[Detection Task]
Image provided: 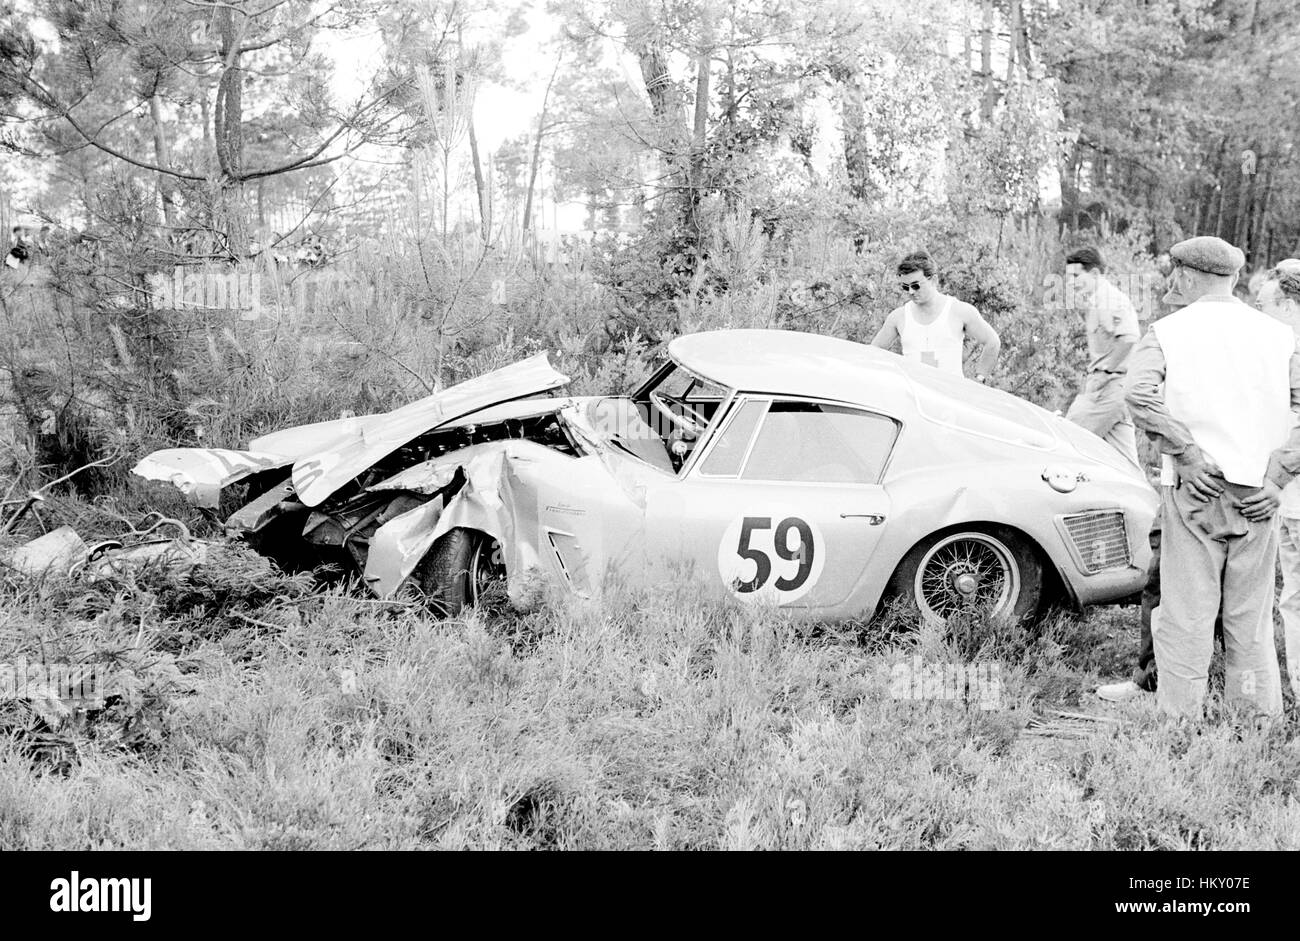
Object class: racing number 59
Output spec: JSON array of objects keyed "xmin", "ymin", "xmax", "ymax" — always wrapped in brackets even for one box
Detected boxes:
[{"xmin": 734, "ymin": 516, "xmax": 815, "ymax": 593}]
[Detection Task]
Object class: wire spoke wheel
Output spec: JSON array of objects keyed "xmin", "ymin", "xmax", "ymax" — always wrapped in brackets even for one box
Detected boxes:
[{"xmin": 913, "ymin": 531, "xmax": 1021, "ymax": 621}]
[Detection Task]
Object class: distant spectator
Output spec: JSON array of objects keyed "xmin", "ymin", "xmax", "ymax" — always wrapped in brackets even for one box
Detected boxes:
[
  {"xmin": 1259, "ymin": 265, "xmax": 1300, "ymax": 703},
  {"xmin": 5, "ymin": 225, "xmax": 33, "ymax": 269},
  {"xmin": 1256, "ymin": 258, "xmax": 1300, "ymax": 310},
  {"xmin": 295, "ymin": 234, "xmax": 327, "ymax": 269}
]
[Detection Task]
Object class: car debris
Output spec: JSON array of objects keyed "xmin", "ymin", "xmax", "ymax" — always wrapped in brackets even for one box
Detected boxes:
[
  {"xmin": 3, "ymin": 514, "xmax": 210, "ymax": 581},
  {"xmin": 6, "ymin": 526, "xmax": 89, "ymax": 577}
]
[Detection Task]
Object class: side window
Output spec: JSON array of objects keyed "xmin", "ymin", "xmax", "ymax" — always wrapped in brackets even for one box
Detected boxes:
[
  {"xmin": 699, "ymin": 399, "xmax": 767, "ymax": 476},
  {"xmin": 741, "ymin": 401, "xmax": 898, "ymax": 483}
]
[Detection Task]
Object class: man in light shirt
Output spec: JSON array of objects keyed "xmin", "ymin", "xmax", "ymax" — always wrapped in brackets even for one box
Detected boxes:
[
  {"xmin": 1258, "ymin": 261, "xmax": 1300, "ymax": 701},
  {"xmin": 1063, "ymin": 246, "xmax": 1141, "ymax": 467},
  {"xmin": 1065, "ymin": 245, "xmax": 1150, "ymax": 704},
  {"xmin": 871, "ymin": 251, "xmax": 1001, "ymax": 382},
  {"xmin": 1125, "ymin": 236, "xmax": 1300, "ymax": 720}
]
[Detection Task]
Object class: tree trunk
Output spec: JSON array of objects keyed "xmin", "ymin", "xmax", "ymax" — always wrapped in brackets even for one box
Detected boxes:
[
  {"xmin": 963, "ymin": 6, "xmax": 973, "ymax": 72},
  {"xmin": 1212, "ymin": 145, "xmax": 1229, "ymax": 238},
  {"xmin": 149, "ymin": 94, "xmax": 176, "ymax": 227},
  {"xmin": 1013, "ymin": 1, "xmax": 1035, "ymax": 78},
  {"xmin": 1004, "ymin": 0, "xmax": 1020, "ymax": 86},
  {"xmin": 214, "ymin": 9, "xmax": 248, "ymax": 256},
  {"xmin": 1232, "ymin": 145, "xmax": 1256, "ymax": 252},
  {"xmin": 636, "ymin": 42, "xmax": 689, "ymax": 227},
  {"xmin": 1059, "ymin": 138, "xmax": 1084, "ymax": 231},
  {"xmin": 522, "ymin": 54, "xmax": 562, "ymax": 234},
  {"xmin": 980, "ymin": 0, "xmax": 996, "ymax": 121},
  {"xmin": 1249, "ymin": 158, "xmax": 1273, "ymax": 268},
  {"xmin": 687, "ymin": 17, "xmax": 713, "ymax": 241},
  {"xmin": 468, "ymin": 117, "xmax": 489, "ymax": 243},
  {"xmin": 830, "ymin": 61, "xmax": 873, "ymax": 209}
]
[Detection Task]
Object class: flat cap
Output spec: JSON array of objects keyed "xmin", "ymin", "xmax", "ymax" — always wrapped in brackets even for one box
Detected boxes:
[
  {"xmin": 1170, "ymin": 236, "xmax": 1245, "ymax": 276},
  {"xmin": 1273, "ymin": 257, "xmax": 1300, "ymax": 276}
]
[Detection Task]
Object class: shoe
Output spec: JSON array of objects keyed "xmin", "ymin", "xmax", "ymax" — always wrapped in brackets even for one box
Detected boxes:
[{"xmin": 1096, "ymin": 680, "xmax": 1149, "ymax": 702}]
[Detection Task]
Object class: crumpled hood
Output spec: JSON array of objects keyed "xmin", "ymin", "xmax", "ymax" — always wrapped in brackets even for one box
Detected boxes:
[{"xmin": 134, "ymin": 352, "xmax": 570, "ymax": 506}]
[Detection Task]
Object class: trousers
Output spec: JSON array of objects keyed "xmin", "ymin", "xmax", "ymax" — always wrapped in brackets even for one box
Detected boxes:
[
  {"xmin": 1067, "ymin": 371, "xmax": 1140, "ymax": 468},
  {"xmin": 1277, "ymin": 516, "xmax": 1300, "ymax": 700},
  {"xmin": 1131, "ymin": 525, "xmax": 1160, "ymax": 690},
  {"xmin": 1153, "ymin": 483, "xmax": 1282, "ymax": 719}
]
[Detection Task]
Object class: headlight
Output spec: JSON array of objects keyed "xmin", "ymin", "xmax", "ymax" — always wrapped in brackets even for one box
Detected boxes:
[{"xmin": 1042, "ymin": 465, "xmax": 1088, "ymax": 493}]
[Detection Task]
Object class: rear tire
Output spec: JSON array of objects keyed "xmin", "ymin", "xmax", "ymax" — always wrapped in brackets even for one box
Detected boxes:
[
  {"xmin": 415, "ymin": 527, "xmax": 505, "ymax": 617},
  {"xmin": 886, "ymin": 526, "xmax": 1044, "ymax": 624}
]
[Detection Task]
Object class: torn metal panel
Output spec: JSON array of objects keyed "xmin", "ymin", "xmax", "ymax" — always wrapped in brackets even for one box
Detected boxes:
[
  {"xmin": 225, "ymin": 475, "xmax": 300, "ymax": 533},
  {"xmin": 131, "ymin": 448, "xmax": 291, "ymax": 507},
  {"xmin": 365, "ymin": 442, "xmax": 522, "ymax": 598},
  {"xmin": 290, "ymin": 353, "xmax": 570, "ymax": 508},
  {"xmin": 366, "ymin": 455, "xmax": 465, "ymax": 495},
  {"xmin": 363, "ymin": 438, "xmax": 646, "ymax": 602},
  {"xmin": 248, "ymin": 413, "xmax": 371, "ymax": 461}
]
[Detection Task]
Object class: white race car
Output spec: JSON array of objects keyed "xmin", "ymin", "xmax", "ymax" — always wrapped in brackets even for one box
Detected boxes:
[{"xmin": 136, "ymin": 330, "xmax": 1157, "ymax": 622}]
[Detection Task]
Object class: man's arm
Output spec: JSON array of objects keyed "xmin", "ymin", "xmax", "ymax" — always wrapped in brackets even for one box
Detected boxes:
[
  {"xmin": 960, "ymin": 305, "xmax": 1001, "ymax": 378},
  {"xmin": 1123, "ymin": 330, "xmax": 1191, "ymax": 451},
  {"xmin": 1263, "ymin": 341, "xmax": 1300, "ymax": 489},
  {"xmin": 1124, "ymin": 329, "xmax": 1223, "ymax": 500},
  {"xmin": 1238, "ymin": 341, "xmax": 1300, "ymax": 520},
  {"xmin": 871, "ymin": 309, "xmax": 902, "ymax": 352},
  {"xmin": 1095, "ymin": 338, "xmax": 1136, "ymax": 372},
  {"xmin": 1094, "ymin": 291, "xmax": 1139, "ymax": 371}
]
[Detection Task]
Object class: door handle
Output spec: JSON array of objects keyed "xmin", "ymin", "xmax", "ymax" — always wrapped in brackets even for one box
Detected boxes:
[{"xmin": 841, "ymin": 513, "xmax": 885, "ymax": 525}]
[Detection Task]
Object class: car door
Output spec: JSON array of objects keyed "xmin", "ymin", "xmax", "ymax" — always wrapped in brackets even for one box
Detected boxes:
[{"xmin": 643, "ymin": 396, "xmax": 898, "ymax": 610}]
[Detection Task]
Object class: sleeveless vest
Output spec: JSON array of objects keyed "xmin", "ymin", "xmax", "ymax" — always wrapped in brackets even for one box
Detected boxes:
[
  {"xmin": 1152, "ymin": 296, "xmax": 1294, "ymax": 488},
  {"xmin": 898, "ymin": 297, "xmax": 964, "ymax": 376}
]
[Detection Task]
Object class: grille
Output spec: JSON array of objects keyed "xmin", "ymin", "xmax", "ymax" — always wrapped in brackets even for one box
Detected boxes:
[{"xmin": 1062, "ymin": 511, "xmax": 1131, "ymax": 574}]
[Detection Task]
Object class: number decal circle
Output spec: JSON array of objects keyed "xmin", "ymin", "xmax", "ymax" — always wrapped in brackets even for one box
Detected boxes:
[{"xmin": 717, "ymin": 509, "xmax": 825, "ymax": 605}]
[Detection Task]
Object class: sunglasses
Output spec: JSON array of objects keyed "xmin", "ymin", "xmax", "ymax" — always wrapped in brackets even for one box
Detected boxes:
[{"xmin": 899, "ymin": 281, "xmax": 926, "ymax": 293}]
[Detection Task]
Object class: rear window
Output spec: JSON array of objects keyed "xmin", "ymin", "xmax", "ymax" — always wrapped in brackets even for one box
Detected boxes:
[
  {"xmin": 739, "ymin": 401, "xmax": 898, "ymax": 483},
  {"xmin": 907, "ymin": 371, "xmax": 1058, "ymax": 450}
]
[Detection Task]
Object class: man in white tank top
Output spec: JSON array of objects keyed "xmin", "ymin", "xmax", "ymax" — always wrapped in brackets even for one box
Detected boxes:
[
  {"xmin": 870, "ymin": 251, "xmax": 1001, "ymax": 382},
  {"xmin": 1125, "ymin": 237, "xmax": 1300, "ymax": 720}
]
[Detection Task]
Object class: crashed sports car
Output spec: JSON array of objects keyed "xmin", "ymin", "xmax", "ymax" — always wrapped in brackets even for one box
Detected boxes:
[{"xmin": 135, "ymin": 329, "xmax": 1157, "ymax": 623}]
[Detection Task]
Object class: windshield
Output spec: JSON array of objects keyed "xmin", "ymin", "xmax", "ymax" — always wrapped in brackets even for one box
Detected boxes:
[{"xmin": 625, "ymin": 362, "xmax": 733, "ymax": 472}]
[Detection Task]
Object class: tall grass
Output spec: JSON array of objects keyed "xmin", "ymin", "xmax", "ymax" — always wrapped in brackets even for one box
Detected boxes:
[{"xmin": 2, "ymin": 547, "xmax": 1297, "ymax": 850}]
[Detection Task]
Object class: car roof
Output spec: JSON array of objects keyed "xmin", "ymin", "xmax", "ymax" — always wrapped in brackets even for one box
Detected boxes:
[
  {"xmin": 669, "ymin": 329, "xmax": 1073, "ymax": 454},
  {"xmin": 669, "ymin": 329, "xmax": 917, "ymax": 408}
]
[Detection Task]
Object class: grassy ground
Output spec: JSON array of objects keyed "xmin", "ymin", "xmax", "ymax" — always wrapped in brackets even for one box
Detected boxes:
[{"xmin": 4, "ymin": 530, "xmax": 1300, "ymax": 852}]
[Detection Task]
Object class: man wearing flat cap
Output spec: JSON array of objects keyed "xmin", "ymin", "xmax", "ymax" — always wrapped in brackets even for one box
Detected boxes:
[{"xmin": 1125, "ymin": 235, "xmax": 1300, "ymax": 720}]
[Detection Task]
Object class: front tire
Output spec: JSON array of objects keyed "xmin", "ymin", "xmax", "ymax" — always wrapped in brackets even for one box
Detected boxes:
[
  {"xmin": 414, "ymin": 527, "xmax": 506, "ymax": 617},
  {"xmin": 887, "ymin": 527, "xmax": 1043, "ymax": 624}
]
